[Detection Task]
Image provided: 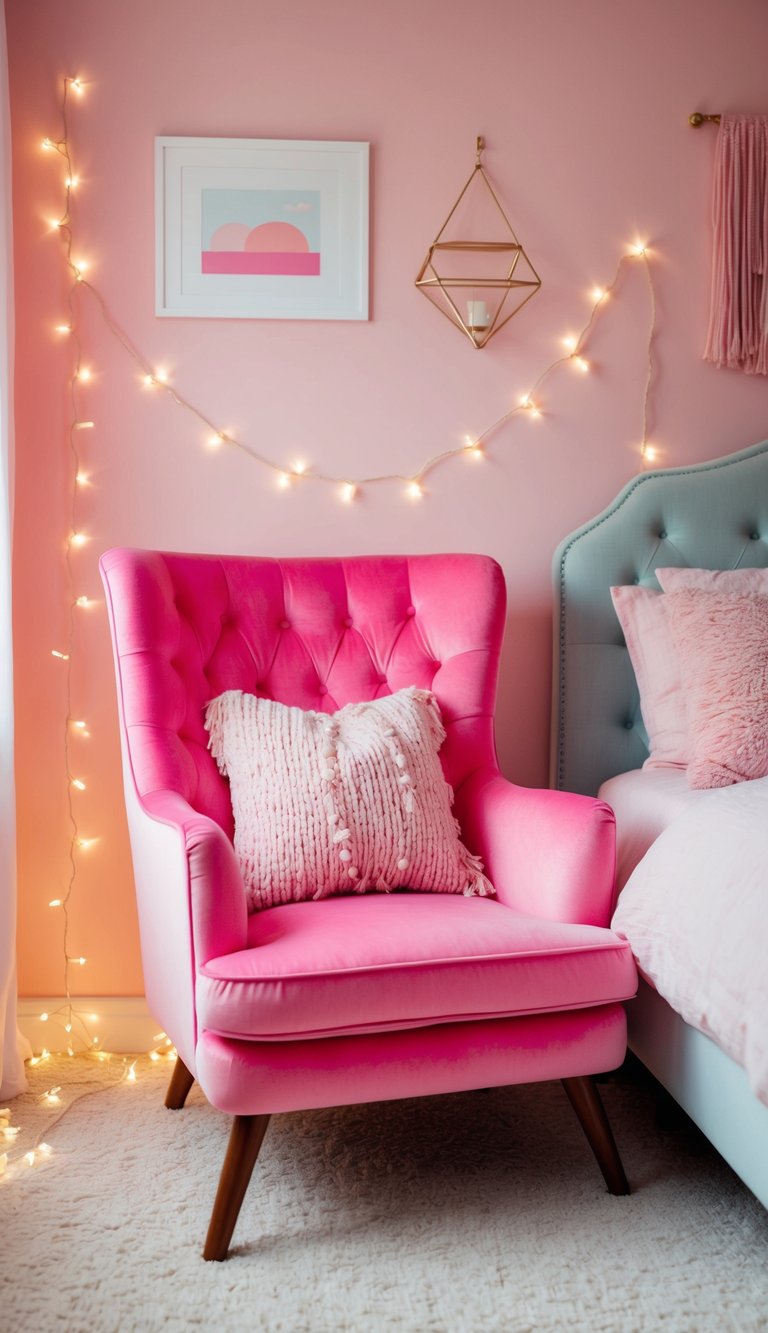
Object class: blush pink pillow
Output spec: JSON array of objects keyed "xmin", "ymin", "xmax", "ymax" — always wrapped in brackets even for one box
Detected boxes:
[
  {"xmin": 610, "ymin": 586, "xmax": 688, "ymax": 768},
  {"xmin": 204, "ymin": 685, "xmax": 493, "ymax": 911},
  {"xmin": 657, "ymin": 566, "xmax": 768, "ymax": 594},
  {"xmin": 664, "ymin": 589, "xmax": 768, "ymax": 789}
]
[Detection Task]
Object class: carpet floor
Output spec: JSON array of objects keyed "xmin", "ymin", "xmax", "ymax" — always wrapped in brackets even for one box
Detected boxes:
[{"xmin": 1, "ymin": 1052, "xmax": 766, "ymax": 1332}]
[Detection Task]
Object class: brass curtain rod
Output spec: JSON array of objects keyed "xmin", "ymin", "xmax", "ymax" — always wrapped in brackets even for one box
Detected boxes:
[{"xmin": 689, "ymin": 112, "xmax": 722, "ymax": 127}]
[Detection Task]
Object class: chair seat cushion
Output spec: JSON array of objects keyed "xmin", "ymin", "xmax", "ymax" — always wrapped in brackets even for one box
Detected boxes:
[{"xmin": 197, "ymin": 893, "xmax": 637, "ymax": 1041}]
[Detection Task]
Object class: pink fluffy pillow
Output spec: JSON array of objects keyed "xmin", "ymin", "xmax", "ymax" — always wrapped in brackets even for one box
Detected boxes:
[
  {"xmin": 664, "ymin": 589, "xmax": 768, "ymax": 789},
  {"xmin": 205, "ymin": 685, "xmax": 493, "ymax": 911},
  {"xmin": 657, "ymin": 566, "xmax": 768, "ymax": 594},
  {"xmin": 610, "ymin": 585, "xmax": 688, "ymax": 768}
]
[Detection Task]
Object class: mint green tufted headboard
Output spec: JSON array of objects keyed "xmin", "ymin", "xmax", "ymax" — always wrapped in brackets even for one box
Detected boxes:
[{"xmin": 551, "ymin": 440, "xmax": 768, "ymax": 796}]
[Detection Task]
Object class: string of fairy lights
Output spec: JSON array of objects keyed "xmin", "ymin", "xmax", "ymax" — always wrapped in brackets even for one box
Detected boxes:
[
  {"xmin": 0, "ymin": 1052, "xmax": 175, "ymax": 1179},
  {"xmin": 24, "ymin": 75, "xmax": 660, "ymax": 1122}
]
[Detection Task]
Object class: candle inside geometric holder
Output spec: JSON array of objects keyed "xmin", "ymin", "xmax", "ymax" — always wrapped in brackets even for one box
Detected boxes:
[
  {"xmin": 415, "ymin": 137, "xmax": 541, "ymax": 349},
  {"xmin": 467, "ymin": 300, "xmax": 491, "ymax": 331}
]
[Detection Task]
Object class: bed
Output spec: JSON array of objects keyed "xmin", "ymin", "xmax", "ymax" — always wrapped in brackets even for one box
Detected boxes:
[{"xmin": 551, "ymin": 439, "xmax": 768, "ymax": 1211}]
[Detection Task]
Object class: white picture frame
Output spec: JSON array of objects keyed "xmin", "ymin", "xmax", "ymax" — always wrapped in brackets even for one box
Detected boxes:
[{"xmin": 155, "ymin": 136, "xmax": 369, "ymax": 320}]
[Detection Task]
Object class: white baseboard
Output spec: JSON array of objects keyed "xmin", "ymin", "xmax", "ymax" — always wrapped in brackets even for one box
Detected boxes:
[{"xmin": 17, "ymin": 996, "xmax": 160, "ymax": 1055}]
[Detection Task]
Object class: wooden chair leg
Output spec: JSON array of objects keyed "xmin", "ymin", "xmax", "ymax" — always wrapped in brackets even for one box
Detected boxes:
[
  {"xmin": 562, "ymin": 1075, "xmax": 630, "ymax": 1196},
  {"xmin": 164, "ymin": 1055, "xmax": 195, "ymax": 1110},
  {"xmin": 203, "ymin": 1114, "xmax": 271, "ymax": 1261}
]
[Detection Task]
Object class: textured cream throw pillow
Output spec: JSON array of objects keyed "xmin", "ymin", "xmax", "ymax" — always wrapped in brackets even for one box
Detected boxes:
[{"xmin": 204, "ymin": 686, "xmax": 493, "ymax": 911}]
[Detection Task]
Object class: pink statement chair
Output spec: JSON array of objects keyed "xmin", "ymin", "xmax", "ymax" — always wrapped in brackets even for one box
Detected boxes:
[{"xmin": 99, "ymin": 549, "xmax": 637, "ymax": 1260}]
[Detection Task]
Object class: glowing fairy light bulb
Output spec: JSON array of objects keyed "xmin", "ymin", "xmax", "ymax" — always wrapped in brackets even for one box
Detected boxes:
[
  {"xmin": 630, "ymin": 241, "xmax": 648, "ymax": 257},
  {"xmin": 591, "ymin": 287, "xmax": 607, "ymax": 303},
  {"xmin": 293, "ymin": 460, "xmax": 307, "ymax": 476},
  {"xmin": 73, "ymin": 421, "xmax": 94, "ymax": 430},
  {"xmin": 70, "ymin": 531, "xmax": 87, "ymax": 547},
  {"xmin": 72, "ymin": 719, "xmax": 88, "ymax": 733},
  {"xmin": 154, "ymin": 368, "xmax": 169, "ymax": 384},
  {"xmin": 276, "ymin": 472, "xmax": 291, "ymax": 489},
  {"xmin": 51, "ymin": 649, "xmax": 69, "ymax": 661},
  {"xmin": 70, "ymin": 78, "xmax": 85, "ymax": 94},
  {"xmin": 48, "ymin": 899, "xmax": 62, "ymax": 908},
  {"xmin": 65, "ymin": 175, "xmax": 79, "ymax": 189},
  {"xmin": 55, "ymin": 323, "xmax": 71, "ymax": 334},
  {"xmin": 208, "ymin": 432, "xmax": 225, "ymax": 448},
  {"xmin": 41, "ymin": 137, "xmax": 54, "ymax": 151},
  {"xmin": 75, "ymin": 595, "xmax": 91, "ymax": 607},
  {"xmin": 75, "ymin": 472, "xmax": 90, "ymax": 486},
  {"xmin": 77, "ymin": 837, "xmax": 97, "ymax": 850},
  {"xmin": 644, "ymin": 444, "xmax": 658, "ymax": 462},
  {"xmin": 407, "ymin": 481, "xmax": 423, "ymax": 500},
  {"xmin": 127, "ymin": 1061, "xmax": 137, "ymax": 1083},
  {"xmin": 562, "ymin": 334, "xmax": 578, "ymax": 352},
  {"xmin": 39, "ymin": 1013, "xmax": 49, "ymax": 1023},
  {"xmin": 71, "ymin": 778, "xmax": 86, "ymax": 791},
  {"xmin": 340, "ymin": 483, "xmax": 356, "ymax": 503},
  {"xmin": 573, "ymin": 356, "xmax": 590, "ymax": 373}
]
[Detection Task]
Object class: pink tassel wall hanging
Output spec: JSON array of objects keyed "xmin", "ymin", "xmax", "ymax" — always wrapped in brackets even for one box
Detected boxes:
[{"xmin": 704, "ymin": 114, "xmax": 768, "ymax": 375}]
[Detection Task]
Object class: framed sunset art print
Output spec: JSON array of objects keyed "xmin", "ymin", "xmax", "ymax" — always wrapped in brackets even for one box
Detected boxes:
[{"xmin": 155, "ymin": 137, "xmax": 369, "ymax": 320}]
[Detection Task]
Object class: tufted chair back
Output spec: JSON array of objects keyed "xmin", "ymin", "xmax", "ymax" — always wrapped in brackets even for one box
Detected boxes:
[
  {"xmin": 100, "ymin": 550, "xmax": 507, "ymax": 842},
  {"xmin": 100, "ymin": 545, "xmax": 637, "ymax": 1263}
]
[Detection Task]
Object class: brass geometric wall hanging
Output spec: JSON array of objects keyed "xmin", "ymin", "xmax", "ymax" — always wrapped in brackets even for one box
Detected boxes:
[{"xmin": 415, "ymin": 137, "xmax": 542, "ymax": 348}]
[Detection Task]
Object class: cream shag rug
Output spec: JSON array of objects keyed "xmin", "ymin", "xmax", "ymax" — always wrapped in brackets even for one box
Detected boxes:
[{"xmin": 1, "ymin": 1053, "xmax": 767, "ymax": 1332}]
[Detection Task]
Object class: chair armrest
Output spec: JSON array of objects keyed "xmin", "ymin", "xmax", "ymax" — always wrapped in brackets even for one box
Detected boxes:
[
  {"xmin": 455, "ymin": 769, "xmax": 617, "ymax": 926},
  {"xmin": 141, "ymin": 791, "xmax": 249, "ymax": 963},
  {"xmin": 124, "ymin": 785, "xmax": 248, "ymax": 1072}
]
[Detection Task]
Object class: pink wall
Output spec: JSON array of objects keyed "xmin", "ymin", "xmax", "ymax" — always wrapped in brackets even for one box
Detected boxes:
[{"xmin": 7, "ymin": 0, "xmax": 768, "ymax": 997}]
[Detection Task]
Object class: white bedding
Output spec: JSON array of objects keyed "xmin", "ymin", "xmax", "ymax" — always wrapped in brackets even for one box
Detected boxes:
[
  {"xmin": 599, "ymin": 767, "xmax": 702, "ymax": 892},
  {"xmin": 609, "ymin": 773, "xmax": 768, "ymax": 1107}
]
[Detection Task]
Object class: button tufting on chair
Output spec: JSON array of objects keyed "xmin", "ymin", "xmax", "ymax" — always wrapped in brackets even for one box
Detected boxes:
[{"xmin": 100, "ymin": 548, "xmax": 636, "ymax": 1261}]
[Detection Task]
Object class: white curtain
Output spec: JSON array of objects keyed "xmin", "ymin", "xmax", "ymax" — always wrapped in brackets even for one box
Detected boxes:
[{"xmin": 0, "ymin": 4, "xmax": 26, "ymax": 1101}]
